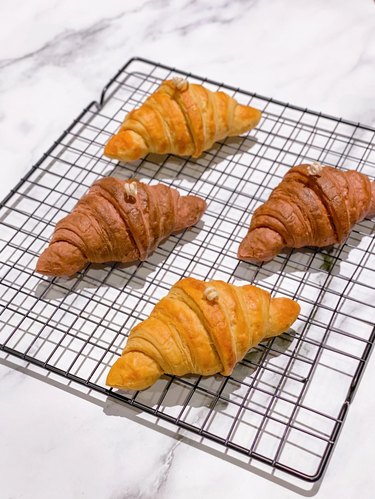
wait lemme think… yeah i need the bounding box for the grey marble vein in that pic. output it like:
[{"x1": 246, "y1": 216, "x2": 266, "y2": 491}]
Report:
[
  {"x1": 0, "y1": 19, "x2": 113, "y2": 70},
  {"x1": 147, "y1": 0, "x2": 258, "y2": 40},
  {"x1": 110, "y1": 437, "x2": 183, "y2": 499},
  {"x1": 152, "y1": 436, "x2": 183, "y2": 497},
  {"x1": 0, "y1": 0, "x2": 158, "y2": 71}
]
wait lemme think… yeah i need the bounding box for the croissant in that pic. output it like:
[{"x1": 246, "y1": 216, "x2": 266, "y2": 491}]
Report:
[
  {"x1": 106, "y1": 277, "x2": 300, "y2": 390},
  {"x1": 238, "y1": 163, "x2": 375, "y2": 263},
  {"x1": 104, "y1": 78, "x2": 262, "y2": 162},
  {"x1": 36, "y1": 178, "x2": 206, "y2": 277}
]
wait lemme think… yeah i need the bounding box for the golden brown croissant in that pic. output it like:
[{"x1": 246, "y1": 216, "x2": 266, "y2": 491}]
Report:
[
  {"x1": 106, "y1": 277, "x2": 300, "y2": 390},
  {"x1": 238, "y1": 163, "x2": 375, "y2": 263},
  {"x1": 104, "y1": 78, "x2": 262, "y2": 162},
  {"x1": 36, "y1": 178, "x2": 206, "y2": 277}
]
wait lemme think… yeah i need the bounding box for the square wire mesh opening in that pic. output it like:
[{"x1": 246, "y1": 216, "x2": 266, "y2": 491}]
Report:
[{"x1": 1, "y1": 57, "x2": 374, "y2": 481}]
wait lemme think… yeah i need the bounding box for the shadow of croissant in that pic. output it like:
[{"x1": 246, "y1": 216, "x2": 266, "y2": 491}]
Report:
[
  {"x1": 234, "y1": 213, "x2": 375, "y2": 284},
  {"x1": 106, "y1": 134, "x2": 259, "y2": 185},
  {"x1": 32, "y1": 219, "x2": 206, "y2": 300},
  {"x1": 104, "y1": 329, "x2": 296, "y2": 415}
]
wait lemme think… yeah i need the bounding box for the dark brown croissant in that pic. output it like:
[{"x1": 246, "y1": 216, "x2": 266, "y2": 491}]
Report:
[
  {"x1": 36, "y1": 178, "x2": 206, "y2": 276},
  {"x1": 104, "y1": 78, "x2": 262, "y2": 162},
  {"x1": 238, "y1": 163, "x2": 375, "y2": 263}
]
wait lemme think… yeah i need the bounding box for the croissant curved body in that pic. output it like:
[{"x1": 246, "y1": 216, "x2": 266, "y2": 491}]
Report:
[
  {"x1": 238, "y1": 164, "x2": 375, "y2": 263},
  {"x1": 104, "y1": 78, "x2": 262, "y2": 162},
  {"x1": 106, "y1": 277, "x2": 300, "y2": 390},
  {"x1": 36, "y1": 178, "x2": 206, "y2": 277}
]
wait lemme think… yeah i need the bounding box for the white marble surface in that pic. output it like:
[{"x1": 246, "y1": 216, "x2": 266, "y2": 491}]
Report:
[{"x1": 1, "y1": 0, "x2": 375, "y2": 498}]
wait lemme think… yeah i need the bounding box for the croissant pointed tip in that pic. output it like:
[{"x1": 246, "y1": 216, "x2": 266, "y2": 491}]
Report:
[
  {"x1": 237, "y1": 238, "x2": 264, "y2": 263},
  {"x1": 237, "y1": 238, "x2": 252, "y2": 261},
  {"x1": 247, "y1": 106, "x2": 262, "y2": 127},
  {"x1": 267, "y1": 297, "x2": 300, "y2": 338},
  {"x1": 103, "y1": 136, "x2": 119, "y2": 158},
  {"x1": 36, "y1": 242, "x2": 87, "y2": 277},
  {"x1": 233, "y1": 104, "x2": 262, "y2": 135},
  {"x1": 174, "y1": 195, "x2": 207, "y2": 232},
  {"x1": 104, "y1": 130, "x2": 148, "y2": 162},
  {"x1": 106, "y1": 353, "x2": 163, "y2": 391},
  {"x1": 238, "y1": 228, "x2": 284, "y2": 264},
  {"x1": 106, "y1": 365, "x2": 124, "y2": 389}
]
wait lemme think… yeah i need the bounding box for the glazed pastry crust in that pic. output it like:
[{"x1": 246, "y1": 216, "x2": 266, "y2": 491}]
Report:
[
  {"x1": 36, "y1": 178, "x2": 206, "y2": 277},
  {"x1": 104, "y1": 79, "x2": 262, "y2": 161},
  {"x1": 106, "y1": 278, "x2": 300, "y2": 390},
  {"x1": 238, "y1": 164, "x2": 375, "y2": 263}
]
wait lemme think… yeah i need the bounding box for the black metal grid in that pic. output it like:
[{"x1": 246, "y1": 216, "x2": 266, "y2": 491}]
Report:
[{"x1": 1, "y1": 57, "x2": 374, "y2": 482}]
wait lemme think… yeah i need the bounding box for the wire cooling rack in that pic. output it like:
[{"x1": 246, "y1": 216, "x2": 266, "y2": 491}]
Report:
[{"x1": 1, "y1": 57, "x2": 374, "y2": 482}]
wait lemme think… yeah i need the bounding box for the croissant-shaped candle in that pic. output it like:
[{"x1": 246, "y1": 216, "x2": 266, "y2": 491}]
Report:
[
  {"x1": 104, "y1": 78, "x2": 262, "y2": 162},
  {"x1": 238, "y1": 163, "x2": 375, "y2": 263},
  {"x1": 36, "y1": 178, "x2": 206, "y2": 277},
  {"x1": 106, "y1": 277, "x2": 300, "y2": 390}
]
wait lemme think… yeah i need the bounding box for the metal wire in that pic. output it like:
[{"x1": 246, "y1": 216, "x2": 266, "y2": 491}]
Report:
[{"x1": 1, "y1": 57, "x2": 374, "y2": 482}]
